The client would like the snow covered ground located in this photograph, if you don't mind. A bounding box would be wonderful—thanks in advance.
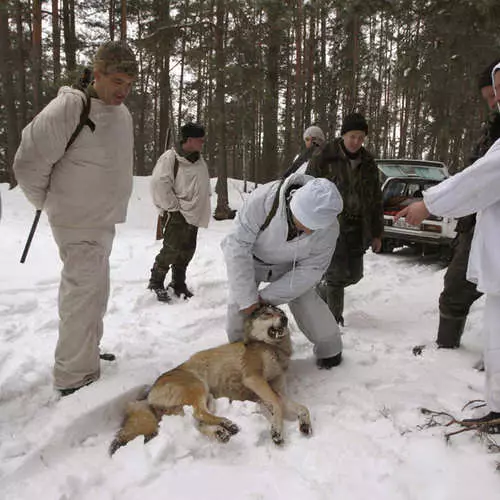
[1,177,499,500]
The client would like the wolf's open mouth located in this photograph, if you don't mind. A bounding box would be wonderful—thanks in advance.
[268,326,284,339]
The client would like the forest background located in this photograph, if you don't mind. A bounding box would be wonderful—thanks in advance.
[1,0,500,216]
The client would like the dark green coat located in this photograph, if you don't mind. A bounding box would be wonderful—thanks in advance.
[306,138,383,248]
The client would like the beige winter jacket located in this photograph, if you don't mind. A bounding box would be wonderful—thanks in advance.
[150,148,211,228]
[13,86,134,228]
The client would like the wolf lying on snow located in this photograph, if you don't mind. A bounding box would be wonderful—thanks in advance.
[110,304,312,454]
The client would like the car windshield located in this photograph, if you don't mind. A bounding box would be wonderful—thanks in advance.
[377,163,447,181]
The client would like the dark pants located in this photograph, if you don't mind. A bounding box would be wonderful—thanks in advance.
[322,222,365,323]
[439,230,482,319]
[154,212,198,274]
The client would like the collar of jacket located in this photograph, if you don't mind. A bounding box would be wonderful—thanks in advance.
[175,143,200,163]
[86,85,99,98]
[329,137,373,164]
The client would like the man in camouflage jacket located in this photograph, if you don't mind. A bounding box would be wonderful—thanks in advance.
[306,113,383,325]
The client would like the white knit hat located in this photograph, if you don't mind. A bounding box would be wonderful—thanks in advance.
[303,126,325,144]
[290,178,343,230]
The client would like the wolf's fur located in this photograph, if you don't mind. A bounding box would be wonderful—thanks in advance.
[110,304,311,455]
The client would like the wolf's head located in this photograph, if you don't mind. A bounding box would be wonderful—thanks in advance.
[243,304,290,346]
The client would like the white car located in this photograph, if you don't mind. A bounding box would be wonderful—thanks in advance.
[376,159,456,255]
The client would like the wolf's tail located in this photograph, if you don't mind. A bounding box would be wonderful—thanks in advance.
[109,400,160,455]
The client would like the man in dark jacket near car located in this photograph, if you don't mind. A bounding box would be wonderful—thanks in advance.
[436,58,500,349]
[306,113,383,325]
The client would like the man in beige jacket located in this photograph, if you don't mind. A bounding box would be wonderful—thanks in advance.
[13,41,137,396]
[148,123,211,302]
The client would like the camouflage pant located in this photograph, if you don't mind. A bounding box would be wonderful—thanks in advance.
[154,212,198,273]
[439,229,482,319]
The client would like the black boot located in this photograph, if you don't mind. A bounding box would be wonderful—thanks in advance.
[147,264,171,302]
[316,352,343,370]
[326,286,344,326]
[436,316,466,349]
[168,266,194,299]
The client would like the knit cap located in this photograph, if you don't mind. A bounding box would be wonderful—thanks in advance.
[290,178,343,230]
[341,113,369,135]
[181,122,205,141]
[303,126,326,144]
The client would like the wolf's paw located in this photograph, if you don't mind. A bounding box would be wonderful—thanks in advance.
[215,427,232,443]
[109,438,125,456]
[220,420,239,435]
[299,421,312,436]
[271,428,284,446]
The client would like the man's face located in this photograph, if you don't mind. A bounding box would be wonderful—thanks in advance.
[93,70,135,106]
[293,216,314,235]
[183,136,205,153]
[342,130,366,154]
[481,85,497,111]
[494,70,500,110]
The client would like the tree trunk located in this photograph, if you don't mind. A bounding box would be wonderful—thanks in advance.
[51,0,60,85]
[213,0,234,221]
[109,0,115,41]
[0,0,20,186]
[62,0,76,71]
[120,0,126,41]
[31,0,42,114]
[15,0,27,127]
[261,3,283,182]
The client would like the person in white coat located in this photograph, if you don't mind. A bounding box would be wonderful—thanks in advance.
[148,123,211,302]
[395,62,500,426]
[221,174,344,369]
[13,41,137,396]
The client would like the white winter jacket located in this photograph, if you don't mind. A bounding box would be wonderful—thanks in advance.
[13,86,134,228]
[221,173,341,310]
[424,137,500,294]
[150,148,211,228]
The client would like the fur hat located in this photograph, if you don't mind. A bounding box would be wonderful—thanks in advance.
[181,122,205,142]
[93,41,138,77]
[303,126,325,144]
[290,178,343,230]
[341,113,369,135]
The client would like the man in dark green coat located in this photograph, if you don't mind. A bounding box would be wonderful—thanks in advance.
[306,113,383,325]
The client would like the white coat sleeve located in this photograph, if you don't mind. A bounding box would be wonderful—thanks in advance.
[221,186,271,310]
[150,150,181,212]
[424,139,500,218]
[13,92,83,210]
[259,225,337,305]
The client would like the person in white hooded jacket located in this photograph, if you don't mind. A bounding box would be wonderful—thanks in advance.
[396,62,500,428]
[221,173,344,369]
[13,41,137,396]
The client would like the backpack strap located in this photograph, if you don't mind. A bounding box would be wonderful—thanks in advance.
[260,179,285,232]
[65,89,95,152]
[173,155,179,180]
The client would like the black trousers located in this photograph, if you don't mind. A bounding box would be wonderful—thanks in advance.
[439,229,482,319]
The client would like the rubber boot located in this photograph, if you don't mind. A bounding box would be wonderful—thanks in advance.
[436,316,466,348]
[168,266,194,299]
[326,285,345,326]
[147,264,171,302]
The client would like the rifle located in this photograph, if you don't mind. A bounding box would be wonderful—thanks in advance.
[20,209,41,263]
[155,127,172,240]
